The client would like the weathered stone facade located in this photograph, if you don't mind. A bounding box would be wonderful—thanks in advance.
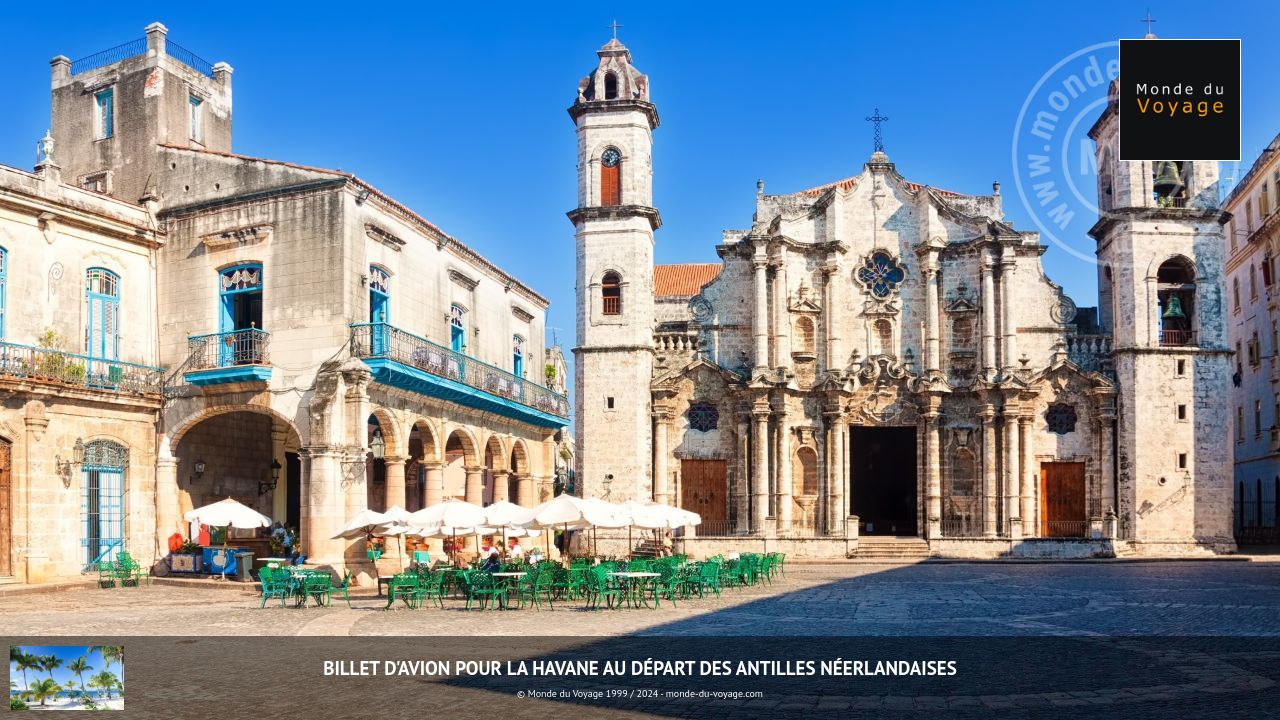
[574,43,1235,557]
[0,156,163,583]
[0,23,569,584]
[1223,132,1280,542]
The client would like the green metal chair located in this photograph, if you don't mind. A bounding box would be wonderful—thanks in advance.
[385,572,422,609]
[96,561,117,589]
[258,567,290,608]
[585,566,623,610]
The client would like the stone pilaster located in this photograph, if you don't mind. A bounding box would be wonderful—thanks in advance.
[1019,414,1035,536]
[925,405,942,538]
[823,259,843,374]
[271,424,288,521]
[21,403,49,583]
[301,447,346,568]
[751,408,769,533]
[1000,247,1018,373]
[773,258,791,369]
[1004,405,1021,538]
[980,404,998,537]
[753,251,770,371]
[924,263,941,374]
[653,406,671,506]
[775,408,792,532]
[981,255,998,379]
[735,414,750,532]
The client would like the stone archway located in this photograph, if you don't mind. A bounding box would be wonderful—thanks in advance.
[444,427,481,504]
[483,435,509,505]
[510,439,531,506]
[406,419,441,511]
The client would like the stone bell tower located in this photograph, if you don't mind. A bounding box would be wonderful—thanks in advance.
[568,36,660,502]
[1088,80,1235,551]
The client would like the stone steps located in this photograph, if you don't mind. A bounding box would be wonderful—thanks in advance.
[855,537,932,560]
[0,576,19,586]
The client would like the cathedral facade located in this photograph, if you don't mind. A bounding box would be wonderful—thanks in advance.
[571,40,1235,557]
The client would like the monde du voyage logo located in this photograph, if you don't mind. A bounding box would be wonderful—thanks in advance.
[1119,39,1240,161]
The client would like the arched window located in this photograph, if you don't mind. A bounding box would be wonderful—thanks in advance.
[873,319,893,356]
[512,334,525,377]
[794,316,816,356]
[85,268,120,361]
[604,72,618,100]
[81,439,127,567]
[1157,257,1195,346]
[794,447,818,496]
[450,304,467,353]
[601,271,622,315]
[600,147,622,206]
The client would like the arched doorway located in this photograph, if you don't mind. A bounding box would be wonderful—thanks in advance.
[406,421,440,511]
[510,441,529,506]
[443,429,478,502]
[483,435,506,504]
[366,415,387,512]
[172,410,301,534]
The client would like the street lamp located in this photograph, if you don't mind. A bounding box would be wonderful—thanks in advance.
[259,458,283,496]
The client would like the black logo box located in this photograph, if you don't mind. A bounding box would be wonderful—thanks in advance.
[1119,39,1240,161]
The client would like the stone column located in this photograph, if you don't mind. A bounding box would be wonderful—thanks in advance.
[829,416,847,534]
[735,415,750,532]
[980,405,998,537]
[1097,408,1116,517]
[773,259,791,369]
[464,466,484,506]
[925,407,942,538]
[21,404,49,583]
[517,475,534,506]
[776,414,793,532]
[653,408,671,505]
[424,463,444,507]
[753,251,770,371]
[155,449,180,539]
[823,260,843,374]
[492,470,510,504]
[1019,415,1035,536]
[1003,406,1021,538]
[751,410,769,533]
[981,256,997,378]
[301,448,346,568]
[384,455,407,510]
[1000,248,1018,373]
[925,264,941,374]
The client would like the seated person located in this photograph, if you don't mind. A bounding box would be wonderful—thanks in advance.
[479,551,501,573]
[507,538,525,562]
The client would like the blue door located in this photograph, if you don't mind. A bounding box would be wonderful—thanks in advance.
[219,265,263,366]
[81,441,126,569]
[85,269,120,386]
[369,266,390,355]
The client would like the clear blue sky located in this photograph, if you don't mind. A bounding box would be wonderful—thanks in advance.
[0,1,1275,365]
[9,646,122,692]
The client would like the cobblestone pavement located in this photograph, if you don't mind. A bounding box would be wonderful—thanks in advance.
[1,561,1278,637]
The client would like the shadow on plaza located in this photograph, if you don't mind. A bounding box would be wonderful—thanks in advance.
[423,561,1280,719]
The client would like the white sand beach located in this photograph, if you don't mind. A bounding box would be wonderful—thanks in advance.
[25,696,123,711]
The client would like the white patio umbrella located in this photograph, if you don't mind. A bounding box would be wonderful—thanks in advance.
[183,498,271,579]
[483,501,537,556]
[408,498,487,529]
[330,508,391,540]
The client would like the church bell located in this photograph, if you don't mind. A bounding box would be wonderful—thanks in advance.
[1162,295,1186,319]
[1153,161,1184,196]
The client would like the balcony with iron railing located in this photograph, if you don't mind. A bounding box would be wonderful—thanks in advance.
[1159,329,1196,347]
[184,328,272,385]
[350,322,569,428]
[0,341,162,396]
[70,35,215,77]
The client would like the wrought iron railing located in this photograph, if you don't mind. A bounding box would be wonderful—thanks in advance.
[693,520,736,536]
[187,328,270,370]
[1041,520,1089,538]
[71,38,146,75]
[1159,329,1196,346]
[941,514,983,538]
[166,39,215,77]
[350,322,569,420]
[0,341,162,395]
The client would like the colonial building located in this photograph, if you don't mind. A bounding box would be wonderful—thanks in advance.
[2,23,569,584]
[1224,132,1280,544]
[0,144,164,584]
[571,39,1235,557]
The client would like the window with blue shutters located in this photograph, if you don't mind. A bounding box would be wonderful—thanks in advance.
[95,89,114,140]
[513,334,525,377]
[85,268,120,361]
[450,304,466,353]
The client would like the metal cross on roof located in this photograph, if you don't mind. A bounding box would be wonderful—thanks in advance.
[608,19,623,40]
[865,108,889,153]
[1141,10,1157,36]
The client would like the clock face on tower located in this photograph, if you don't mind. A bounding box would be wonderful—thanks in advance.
[601,148,621,168]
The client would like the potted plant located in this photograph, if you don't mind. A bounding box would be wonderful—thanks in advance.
[170,540,203,573]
